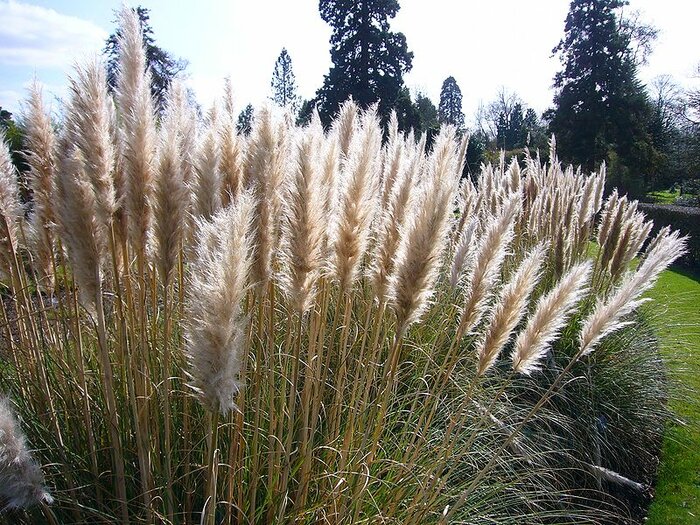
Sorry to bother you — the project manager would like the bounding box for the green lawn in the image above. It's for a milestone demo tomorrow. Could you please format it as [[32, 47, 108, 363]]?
[[647, 267, 700, 524], [647, 189, 681, 204]]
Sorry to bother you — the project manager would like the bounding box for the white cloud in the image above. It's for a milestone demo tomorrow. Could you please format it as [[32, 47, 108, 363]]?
[[0, 0, 106, 68], [0, 89, 23, 113]]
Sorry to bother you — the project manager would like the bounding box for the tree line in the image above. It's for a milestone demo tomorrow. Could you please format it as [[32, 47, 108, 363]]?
[[2, 0, 698, 197]]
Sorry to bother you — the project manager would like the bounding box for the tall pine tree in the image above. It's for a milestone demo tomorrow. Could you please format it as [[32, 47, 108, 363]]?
[[548, 0, 659, 194], [315, 0, 413, 126], [438, 76, 465, 131], [270, 48, 300, 112], [104, 6, 188, 112]]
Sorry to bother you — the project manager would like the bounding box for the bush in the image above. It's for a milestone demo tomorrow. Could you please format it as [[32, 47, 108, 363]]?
[[0, 8, 688, 524], [638, 203, 700, 267]]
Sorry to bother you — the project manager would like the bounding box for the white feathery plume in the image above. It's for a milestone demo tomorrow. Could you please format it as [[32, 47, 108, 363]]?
[[185, 194, 254, 414], [115, 6, 156, 256], [332, 108, 382, 291], [368, 144, 419, 302], [0, 396, 53, 510], [220, 78, 244, 207], [194, 105, 222, 221], [55, 144, 102, 310], [388, 126, 459, 331], [476, 244, 545, 376], [153, 88, 190, 285], [333, 99, 358, 161], [280, 119, 326, 312], [449, 218, 479, 289], [245, 106, 289, 286], [22, 83, 56, 290], [579, 230, 686, 356], [66, 58, 116, 235], [511, 261, 592, 375], [642, 225, 670, 262], [458, 195, 520, 335], [0, 129, 21, 276], [380, 111, 403, 205]]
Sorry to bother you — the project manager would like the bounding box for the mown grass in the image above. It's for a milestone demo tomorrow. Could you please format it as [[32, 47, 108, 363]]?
[[647, 189, 681, 204], [647, 267, 700, 524]]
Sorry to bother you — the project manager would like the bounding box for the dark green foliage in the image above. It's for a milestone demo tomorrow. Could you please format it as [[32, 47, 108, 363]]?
[[523, 108, 550, 151], [315, 0, 413, 127], [638, 203, 700, 267], [0, 107, 27, 177], [393, 87, 422, 134], [495, 105, 549, 153], [495, 102, 525, 151], [104, 6, 188, 112], [296, 99, 315, 127], [438, 76, 465, 130], [546, 318, 668, 521], [413, 91, 440, 145], [237, 104, 254, 135], [465, 130, 487, 176], [548, 0, 660, 197], [270, 48, 300, 112]]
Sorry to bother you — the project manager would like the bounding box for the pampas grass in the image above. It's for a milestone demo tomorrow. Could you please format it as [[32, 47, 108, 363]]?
[[0, 397, 52, 511], [0, 131, 21, 279], [0, 9, 688, 523], [185, 195, 254, 413], [22, 84, 57, 292]]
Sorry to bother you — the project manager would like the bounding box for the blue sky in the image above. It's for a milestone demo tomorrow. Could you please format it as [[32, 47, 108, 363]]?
[[1, 0, 698, 124]]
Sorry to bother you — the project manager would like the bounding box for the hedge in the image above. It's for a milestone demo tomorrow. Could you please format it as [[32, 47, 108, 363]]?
[[639, 203, 700, 267]]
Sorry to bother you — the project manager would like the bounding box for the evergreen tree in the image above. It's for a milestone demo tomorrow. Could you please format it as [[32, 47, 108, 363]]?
[[522, 108, 549, 152], [465, 130, 487, 176], [315, 0, 413, 126], [548, 0, 659, 194], [394, 87, 422, 133], [496, 102, 525, 150], [104, 6, 188, 111], [296, 99, 315, 126], [414, 91, 440, 142], [237, 104, 254, 135], [270, 48, 300, 112], [0, 106, 27, 177], [438, 76, 465, 131]]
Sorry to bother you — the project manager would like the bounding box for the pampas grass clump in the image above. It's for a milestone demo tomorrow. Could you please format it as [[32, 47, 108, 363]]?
[[0, 7, 687, 524]]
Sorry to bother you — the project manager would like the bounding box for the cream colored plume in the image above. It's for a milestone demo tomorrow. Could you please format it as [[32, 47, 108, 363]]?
[[245, 106, 289, 287], [66, 58, 116, 236], [476, 244, 545, 376], [0, 129, 21, 276], [185, 194, 254, 414], [280, 119, 327, 312], [220, 78, 245, 207], [55, 144, 103, 310], [194, 106, 222, 221], [153, 87, 191, 286], [0, 396, 53, 510], [511, 261, 592, 375], [115, 6, 156, 255], [22, 84, 57, 290], [332, 108, 382, 291], [389, 127, 459, 332], [458, 195, 520, 335], [579, 230, 686, 356]]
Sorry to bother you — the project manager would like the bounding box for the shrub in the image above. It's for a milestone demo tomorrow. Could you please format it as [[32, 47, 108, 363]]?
[[0, 8, 687, 524], [638, 203, 700, 267]]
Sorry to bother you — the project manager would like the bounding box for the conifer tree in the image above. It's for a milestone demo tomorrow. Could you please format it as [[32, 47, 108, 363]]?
[[438, 76, 465, 131], [315, 0, 413, 125], [548, 0, 659, 194], [270, 48, 300, 112]]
